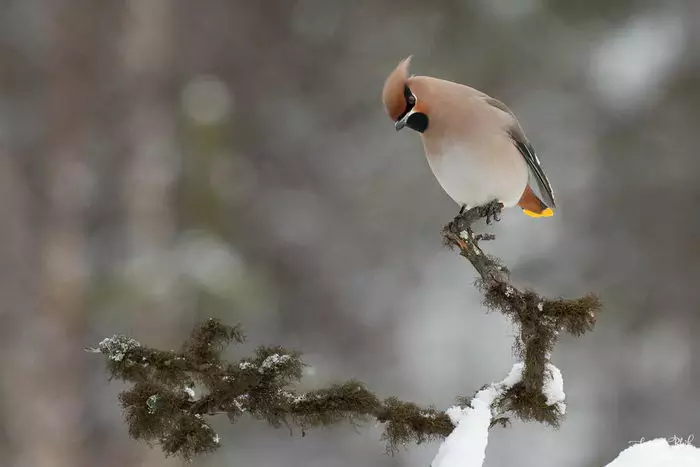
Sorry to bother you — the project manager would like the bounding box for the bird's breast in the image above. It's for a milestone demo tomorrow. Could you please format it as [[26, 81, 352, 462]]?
[[423, 140, 528, 209]]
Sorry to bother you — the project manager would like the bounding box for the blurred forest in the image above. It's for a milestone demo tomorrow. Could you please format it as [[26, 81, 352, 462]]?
[[1, 1, 700, 466]]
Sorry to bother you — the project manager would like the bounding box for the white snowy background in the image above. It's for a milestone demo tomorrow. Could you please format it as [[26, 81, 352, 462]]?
[[1, 1, 700, 467]]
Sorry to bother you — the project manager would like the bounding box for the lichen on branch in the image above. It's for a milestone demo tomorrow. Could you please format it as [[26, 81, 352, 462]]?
[[92, 202, 601, 459], [91, 318, 453, 459]]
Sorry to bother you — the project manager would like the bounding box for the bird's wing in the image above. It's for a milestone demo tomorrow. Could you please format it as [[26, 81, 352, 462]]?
[[485, 97, 556, 209]]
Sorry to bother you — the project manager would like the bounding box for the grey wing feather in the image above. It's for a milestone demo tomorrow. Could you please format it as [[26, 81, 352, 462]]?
[[484, 97, 556, 208], [509, 129, 556, 208]]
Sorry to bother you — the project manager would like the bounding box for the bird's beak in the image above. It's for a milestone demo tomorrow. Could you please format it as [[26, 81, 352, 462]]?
[[395, 111, 412, 131]]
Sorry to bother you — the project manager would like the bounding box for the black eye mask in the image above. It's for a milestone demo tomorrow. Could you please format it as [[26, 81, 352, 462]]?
[[397, 85, 415, 121]]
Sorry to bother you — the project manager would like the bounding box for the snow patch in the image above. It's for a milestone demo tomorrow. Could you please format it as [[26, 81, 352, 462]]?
[[431, 362, 565, 467], [543, 363, 566, 414], [431, 363, 527, 467], [604, 437, 700, 467]]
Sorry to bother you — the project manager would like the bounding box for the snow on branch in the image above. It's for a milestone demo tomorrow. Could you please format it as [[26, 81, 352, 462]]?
[[92, 203, 601, 460], [431, 362, 565, 467]]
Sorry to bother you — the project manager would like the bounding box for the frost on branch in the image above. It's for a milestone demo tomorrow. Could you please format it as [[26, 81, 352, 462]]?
[[87, 335, 141, 362]]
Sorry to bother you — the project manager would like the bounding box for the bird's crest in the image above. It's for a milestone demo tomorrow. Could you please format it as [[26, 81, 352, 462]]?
[[382, 56, 413, 121]]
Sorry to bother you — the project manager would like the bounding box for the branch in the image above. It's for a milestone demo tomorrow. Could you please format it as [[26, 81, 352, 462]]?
[[91, 203, 601, 460], [443, 201, 600, 425], [89, 320, 455, 459]]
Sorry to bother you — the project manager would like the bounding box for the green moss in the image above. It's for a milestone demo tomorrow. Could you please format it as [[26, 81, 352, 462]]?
[[94, 203, 602, 459], [291, 382, 381, 430], [545, 294, 601, 336], [378, 398, 453, 452], [183, 318, 245, 365], [497, 383, 563, 427]]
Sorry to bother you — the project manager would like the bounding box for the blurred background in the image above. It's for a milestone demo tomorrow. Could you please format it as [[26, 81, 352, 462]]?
[[1, 1, 699, 466]]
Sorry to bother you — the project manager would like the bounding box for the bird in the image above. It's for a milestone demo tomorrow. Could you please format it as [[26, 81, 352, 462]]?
[[381, 56, 555, 218]]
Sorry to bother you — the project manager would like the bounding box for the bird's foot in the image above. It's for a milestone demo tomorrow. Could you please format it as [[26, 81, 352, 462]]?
[[447, 201, 502, 246], [478, 200, 503, 225]]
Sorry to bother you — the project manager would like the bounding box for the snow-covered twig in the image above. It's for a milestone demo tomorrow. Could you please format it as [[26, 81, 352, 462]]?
[[431, 362, 566, 467]]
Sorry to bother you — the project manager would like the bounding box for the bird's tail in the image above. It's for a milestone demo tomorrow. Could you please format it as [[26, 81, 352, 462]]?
[[523, 207, 554, 218], [518, 185, 554, 218]]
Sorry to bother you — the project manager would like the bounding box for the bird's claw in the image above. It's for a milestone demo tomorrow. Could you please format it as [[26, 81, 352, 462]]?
[[479, 200, 503, 225]]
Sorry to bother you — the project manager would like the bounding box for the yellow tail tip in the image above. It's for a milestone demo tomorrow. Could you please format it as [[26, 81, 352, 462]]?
[[523, 207, 554, 218]]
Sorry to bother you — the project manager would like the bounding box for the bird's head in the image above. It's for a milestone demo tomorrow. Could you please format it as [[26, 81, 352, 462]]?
[[382, 56, 429, 133]]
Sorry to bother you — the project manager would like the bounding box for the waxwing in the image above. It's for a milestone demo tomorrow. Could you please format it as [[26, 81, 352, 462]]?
[[382, 56, 555, 217]]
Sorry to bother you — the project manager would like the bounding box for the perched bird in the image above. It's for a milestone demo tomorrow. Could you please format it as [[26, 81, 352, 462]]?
[[382, 56, 555, 218]]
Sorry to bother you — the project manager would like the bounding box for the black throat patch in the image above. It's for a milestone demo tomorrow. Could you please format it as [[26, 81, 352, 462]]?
[[406, 112, 429, 133]]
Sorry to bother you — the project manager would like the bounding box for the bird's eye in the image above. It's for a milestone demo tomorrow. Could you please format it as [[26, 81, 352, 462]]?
[[407, 95, 416, 105]]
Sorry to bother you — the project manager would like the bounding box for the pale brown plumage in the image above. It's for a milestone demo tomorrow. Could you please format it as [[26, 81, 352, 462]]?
[[382, 57, 555, 217]]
